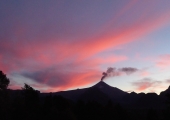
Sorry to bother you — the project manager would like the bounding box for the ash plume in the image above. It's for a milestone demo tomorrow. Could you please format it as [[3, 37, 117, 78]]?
[[101, 72, 107, 81], [101, 67, 139, 81], [101, 67, 117, 81], [119, 67, 138, 75]]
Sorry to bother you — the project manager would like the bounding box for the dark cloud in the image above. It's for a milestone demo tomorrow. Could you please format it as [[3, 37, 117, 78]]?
[[131, 78, 162, 91], [21, 67, 100, 91], [119, 67, 138, 75], [101, 67, 139, 81], [21, 69, 68, 87]]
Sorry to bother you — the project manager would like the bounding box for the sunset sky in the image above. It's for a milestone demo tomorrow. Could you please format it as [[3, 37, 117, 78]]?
[[1, 0, 170, 94]]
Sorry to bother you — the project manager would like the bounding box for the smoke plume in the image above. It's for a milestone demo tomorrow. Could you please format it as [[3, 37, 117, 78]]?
[[101, 67, 138, 81]]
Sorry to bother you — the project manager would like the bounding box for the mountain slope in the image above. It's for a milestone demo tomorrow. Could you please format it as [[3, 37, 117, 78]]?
[[78, 86, 110, 104], [92, 81, 128, 101], [42, 81, 128, 104]]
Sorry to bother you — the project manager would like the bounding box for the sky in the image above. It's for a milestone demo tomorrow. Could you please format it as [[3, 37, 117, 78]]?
[[1, 0, 170, 94]]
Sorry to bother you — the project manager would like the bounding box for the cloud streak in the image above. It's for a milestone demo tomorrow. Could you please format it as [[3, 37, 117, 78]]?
[[9, 55, 127, 91], [156, 54, 170, 69], [20, 68, 101, 91], [132, 78, 162, 91]]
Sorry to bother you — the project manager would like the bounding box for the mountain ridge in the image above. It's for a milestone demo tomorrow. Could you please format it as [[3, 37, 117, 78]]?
[[8, 81, 170, 108]]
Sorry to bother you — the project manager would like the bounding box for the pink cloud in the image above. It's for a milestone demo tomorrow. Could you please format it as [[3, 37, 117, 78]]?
[[8, 54, 127, 91], [156, 54, 170, 69], [2, 11, 170, 91], [132, 78, 162, 91], [139, 71, 150, 77], [1, 1, 170, 92]]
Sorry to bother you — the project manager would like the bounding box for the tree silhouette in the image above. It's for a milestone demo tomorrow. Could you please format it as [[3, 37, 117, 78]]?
[[0, 71, 10, 120], [21, 84, 40, 120], [0, 71, 10, 90], [22, 83, 35, 91], [0, 70, 10, 103], [22, 83, 39, 107]]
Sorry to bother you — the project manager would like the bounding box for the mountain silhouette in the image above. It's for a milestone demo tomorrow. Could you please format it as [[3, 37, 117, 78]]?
[[92, 81, 128, 102], [160, 86, 170, 96], [5, 80, 170, 120], [7, 81, 170, 109], [41, 81, 129, 104], [78, 85, 110, 104], [42, 81, 168, 108]]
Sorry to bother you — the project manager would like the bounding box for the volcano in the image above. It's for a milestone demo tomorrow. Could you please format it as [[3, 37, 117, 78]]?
[[43, 81, 128, 104], [9, 80, 170, 108], [92, 81, 128, 100]]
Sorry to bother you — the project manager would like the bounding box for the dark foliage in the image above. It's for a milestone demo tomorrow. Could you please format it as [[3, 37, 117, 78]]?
[[22, 83, 39, 106], [0, 71, 10, 90]]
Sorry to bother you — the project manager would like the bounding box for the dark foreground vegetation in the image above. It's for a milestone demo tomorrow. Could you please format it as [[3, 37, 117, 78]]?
[[1, 70, 170, 120]]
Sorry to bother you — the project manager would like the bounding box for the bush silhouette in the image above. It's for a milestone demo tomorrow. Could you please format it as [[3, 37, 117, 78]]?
[[22, 83, 39, 107], [0, 71, 10, 90]]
